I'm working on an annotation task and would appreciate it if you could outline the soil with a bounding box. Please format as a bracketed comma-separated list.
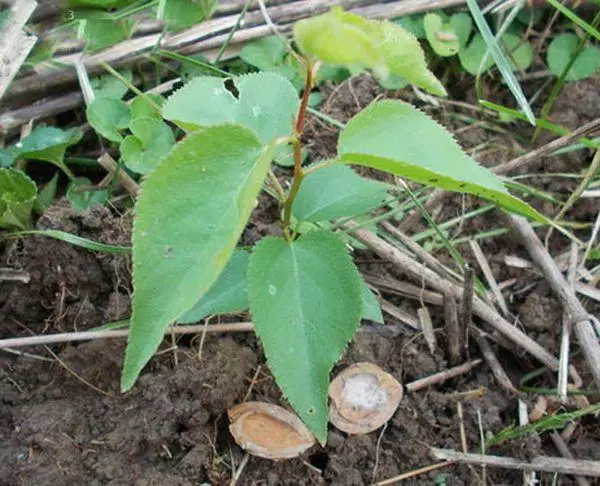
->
[1, 75, 600, 485]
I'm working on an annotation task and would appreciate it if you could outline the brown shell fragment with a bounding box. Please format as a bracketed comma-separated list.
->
[228, 401, 316, 460]
[329, 362, 403, 435]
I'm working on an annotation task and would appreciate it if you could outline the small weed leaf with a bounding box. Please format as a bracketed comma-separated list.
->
[68, 0, 130, 8]
[87, 97, 131, 142]
[247, 230, 363, 443]
[240, 36, 288, 71]
[0, 168, 37, 230]
[90, 70, 133, 100]
[459, 33, 533, 76]
[120, 117, 175, 174]
[122, 125, 274, 391]
[547, 33, 600, 81]
[66, 177, 109, 212]
[360, 278, 383, 323]
[338, 101, 545, 222]
[294, 7, 446, 96]
[393, 15, 426, 39]
[450, 13, 472, 49]
[177, 249, 250, 323]
[424, 13, 460, 57]
[163, 72, 299, 162]
[161, 0, 217, 31]
[292, 164, 388, 222]
[130, 94, 165, 121]
[81, 17, 135, 52]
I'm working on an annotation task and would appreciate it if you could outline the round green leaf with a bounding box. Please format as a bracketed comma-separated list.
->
[66, 177, 109, 211]
[424, 13, 460, 57]
[247, 230, 363, 444]
[240, 36, 287, 71]
[120, 117, 175, 174]
[450, 12, 473, 49]
[547, 33, 600, 81]
[87, 97, 131, 142]
[130, 94, 165, 121]
[459, 33, 496, 75]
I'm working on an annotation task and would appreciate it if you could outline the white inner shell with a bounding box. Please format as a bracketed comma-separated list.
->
[341, 373, 387, 411]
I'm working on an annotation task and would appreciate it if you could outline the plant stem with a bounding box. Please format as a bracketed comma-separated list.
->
[282, 58, 314, 239]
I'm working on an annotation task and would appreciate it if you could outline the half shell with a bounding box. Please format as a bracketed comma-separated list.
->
[228, 401, 316, 460]
[329, 362, 403, 434]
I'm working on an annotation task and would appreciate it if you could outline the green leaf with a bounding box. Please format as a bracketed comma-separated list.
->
[294, 7, 446, 96]
[87, 97, 131, 142]
[120, 117, 175, 174]
[81, 18, 135, 52]
[8, 229, 131, 253]
[177, 249, 249, 323]
[122, 125, 274, 391]
[91, 70, 133, 100]
[547, 34, 600, 81]
[450, 12, 473, 49]
[459, 33, 496, 75]
[240, 36, 287, 71]
[424, 13, 460, 57]
[68, 0, 132, 7]
[247, 230, 362, 443]
[0, 147, 20, 167]
[34, 172, 59, 213]
[338, 101, 545, 222]
[360, 279, 383, 323]
[0, 168, 37, 230]
[163, 73, 299, 163]
[459, 33, 533, 75]
[130, 94, 165, 121]
[161, 0, 216, 31]
[393, 15, 426, 39]
[292, 164, 388, 222]
[66, 177, 109, 211]
[17, 126, 83, 177]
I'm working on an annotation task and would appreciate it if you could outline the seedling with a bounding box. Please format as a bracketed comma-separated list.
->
[121, 7, 545, 443]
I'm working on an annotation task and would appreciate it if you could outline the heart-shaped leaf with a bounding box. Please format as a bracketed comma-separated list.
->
[424, 13, 460, 57]
[120, 117, 175, 174]
[547, 33, 600, 81]
[248, 230, 362, 443]
[338, 101, 545, 222]
[87, 97, 131, 142]
[122, 125, 275, 391]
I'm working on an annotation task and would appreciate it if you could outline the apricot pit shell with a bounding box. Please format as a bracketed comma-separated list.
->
[329, 362, 403, 435]
[228, 401, 316, 460]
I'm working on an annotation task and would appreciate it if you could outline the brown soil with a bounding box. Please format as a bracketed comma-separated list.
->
[1, 76, 600, 485]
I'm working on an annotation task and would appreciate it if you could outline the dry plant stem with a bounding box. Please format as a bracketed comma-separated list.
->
[374, 461, 454, 485]
[344, 222, 559, 371]
[381, 299, 420, 330]
[550, 432, 591, 486]
[399, 117, 600, 233]
[509, 215, 600, 390]
[473, 328, 519, 395]
[0, 322, 255, 349]
[444, 293, 461, 366]
[97, 153, 140, 197]
[460, 266, 474, 360]
[405, 359, 482, 392]
[381, 221, 462, 282]
[418, 307, 438, 354]
[469, 239, 509, 317]
[430, 448, 600, 477]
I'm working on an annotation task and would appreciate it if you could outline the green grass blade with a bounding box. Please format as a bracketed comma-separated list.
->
[546, 0, 600, 41]
[466, 0, 535, 125]
[5, 229, 132, 253]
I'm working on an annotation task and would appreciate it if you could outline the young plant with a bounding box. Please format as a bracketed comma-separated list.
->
[121, 7, 545, 443]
